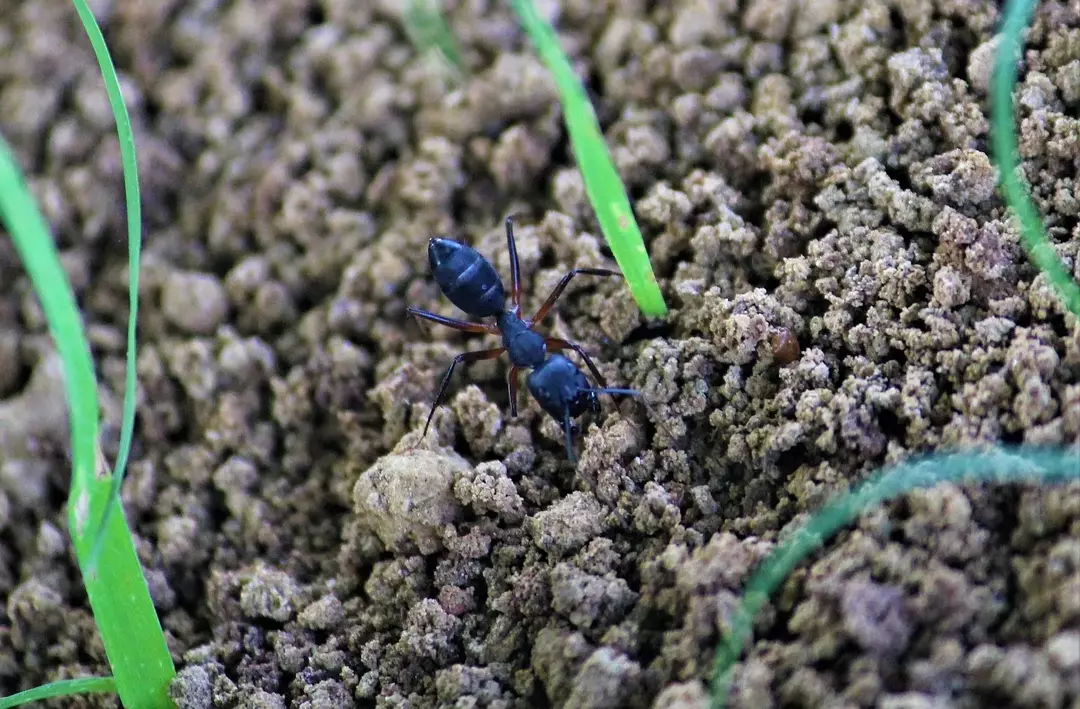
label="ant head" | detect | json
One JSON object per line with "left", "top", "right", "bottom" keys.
{"left": 567, "top": 385, "right": 601, "bottom": 418}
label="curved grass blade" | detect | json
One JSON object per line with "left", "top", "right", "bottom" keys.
{"left": 70, "top": 0, "right": 143, "bottom": 577}
{"left": 0, "top": 134, "right": 173, "bottom": 707}
{"left": 991, "top": 0, "right": 1080, "bottom": 317}
{"left": 508, "top": 0, "right": 668, "bottom": 318}
{"left": 708, "top": 447, "right": 1080, "bottom": 707}
{"left": 0, "top": 677, "right": 117, "bottom": 708}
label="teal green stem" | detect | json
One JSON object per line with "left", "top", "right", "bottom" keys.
{"left": 0, "top": 677, "right": 118, "bottom": 708}
{"left": 708, "top": 447, "right": 1080, "bottom": 707}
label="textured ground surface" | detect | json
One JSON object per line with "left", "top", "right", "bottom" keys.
{"left": 0, "top": 0, "right": 1078, "bottom": 707}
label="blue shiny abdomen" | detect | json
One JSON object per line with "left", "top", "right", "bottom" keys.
{"left": 428, "top": 238, "right": 506, "bottom": 318}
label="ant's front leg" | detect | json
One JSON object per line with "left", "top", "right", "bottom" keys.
{"left": 505, "top": 214, "right": 524, "bottom": 312}
{"left": 546, "top": 337, "right": 606, "bottom": 387}
{"left": 528, "top": 268, "right": 621, "bottom": 325}
{"left": 506, "top": 365, "right": 521, "bottom": 417}
{"left": 562, "top": 407, "right": 578, "bottom": 463}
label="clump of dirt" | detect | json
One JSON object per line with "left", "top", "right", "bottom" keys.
{"left": 0, "top": 0, "right": 1078, "bottom": 708}
{"left": 349, "top": 446, "right": 470, "bottom": 555}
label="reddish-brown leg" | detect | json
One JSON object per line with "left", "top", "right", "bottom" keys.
{"left": 506, "top": 364, "right": 520, "bottom": 417}
{"left": 505, "top": 214, "right": 523, "bottom": 312}
{"left": 407, "top": 307, "right": 498, "bottom": 333}
{"left": 528, "top": 268, "right": 621, "bottom": 325}
{"left": 418, "top": 347, "right": 505, "bottom": 441}
{"left": 546, "top": 337, "right": 606, "bottom": 387}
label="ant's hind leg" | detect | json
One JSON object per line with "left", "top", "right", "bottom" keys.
{"left": 416, "top": 346, "right": 506, "bottom": 444}
{"left": 545, "top": 337, "right": 606, "bottom": 387}
{"left": 407, "top": 307, "right": 498, "bottom": 334}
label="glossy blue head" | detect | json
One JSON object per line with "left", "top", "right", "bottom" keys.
{"left": 526, "top": 355, "right": 643, "bottom": 461}
{"left": 428, "top": 238, "right": 506, "bottom": 318}
{"left": 525, "top": 355, "right": 599, "bottom": 461}
{"left": 526, "top": 355, "right": 599, "bottom": 422}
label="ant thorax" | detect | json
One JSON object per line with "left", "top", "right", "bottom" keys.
{"left": 497, "top": 311, "right": 546, "bottom": 369}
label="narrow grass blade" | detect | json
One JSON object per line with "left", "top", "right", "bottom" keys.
{"left": 0, "top": 136, "right": 174, "bottom": 707}
{"left": 709, "top": 447, "right": 1080, "bottom": 708}
{"left": 991, "top": 0, "right": 1080, "bottom": 317}
{"left": 70, "top": 0, "right": 143, "bottom": 576}
{"left": 404, "top": 0, "right": 466, "bottom": 79}
{"left": 0, "top": 677, "right": 117, "bottom": 708}
{"left": 509, "top": 0, "right": 668, "bottom": 318}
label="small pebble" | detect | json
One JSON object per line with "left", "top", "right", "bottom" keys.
{"left": 162, "top": 270, "right": 229, "bottom": 335}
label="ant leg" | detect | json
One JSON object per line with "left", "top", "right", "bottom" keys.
{"left": 418, "top": 347, "right": 506, "bottom": 442}
{"left": 506, "top": 365, "right": 520, "bottom": 417}
{"left": 407, "top": 307, "right": 498, "bottom": 334}
{"left": 563, "top": 408, "right": 576, "bottom": 463}
{"left": 528, "top": 267, "right": 621, "bottom": 325}
{"left": 546, "top": 337, "right": 606, "bottom": 387}
{"left": 505, "top": 214, "right": 523, "bottom": 311}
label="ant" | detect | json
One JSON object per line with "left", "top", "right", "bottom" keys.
{"left": 406, "top": 215, "right": 640, "bottom": 462}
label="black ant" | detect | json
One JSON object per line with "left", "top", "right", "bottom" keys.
{"left": 406, "top": 215, "right": 640, "bottom": 461}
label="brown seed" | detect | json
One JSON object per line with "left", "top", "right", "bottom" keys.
{"left": 770, "top": 328, "right": 800, "bottom": 364}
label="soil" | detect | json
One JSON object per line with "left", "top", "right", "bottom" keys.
{"left": 0, "top": 0, "right": 1078, "bottom": 708}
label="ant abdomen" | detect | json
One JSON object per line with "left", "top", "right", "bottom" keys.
{"left": 427, "top": 238, "right": 506, "bottom": 317}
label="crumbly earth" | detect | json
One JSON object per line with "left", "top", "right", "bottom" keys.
{"left": 0, "top": 1, "right": 1078, "bottom": 708}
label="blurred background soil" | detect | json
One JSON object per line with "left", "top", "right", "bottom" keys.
{"left": 0, "top": 0, "right": 1078, "bottom": 707}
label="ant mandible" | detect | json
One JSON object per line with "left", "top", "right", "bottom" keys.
{"left": 406, "top": 215, "right": 640, "bottom": 461}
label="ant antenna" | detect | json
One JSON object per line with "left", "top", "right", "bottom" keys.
{"left": 587, "top": 387, "right": 641, "bottom": 397}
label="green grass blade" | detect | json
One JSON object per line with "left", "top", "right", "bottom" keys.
{"left": 708, "top": 447, "right": 1080, "bottom": 708}
{"left": 404, "top": 0, "right": 466, "bottom": 79}
{"left": 70, "top": 0, "right": 143, "bottom": 576}
{"left": 991, "top": 0, "right": 1080, "bottom": 317}
{"left": 0, "top": 135, "right": 173, "bottom": 707}
{"left": 0, "top": 677, "right": 117, "bottom": 708}
{"left": 508, "top": 0, "right": 668, "bottom": 318}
